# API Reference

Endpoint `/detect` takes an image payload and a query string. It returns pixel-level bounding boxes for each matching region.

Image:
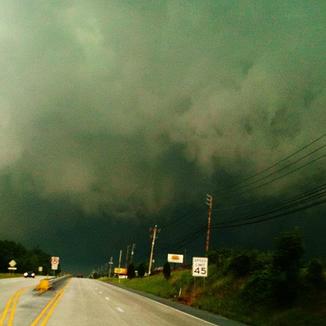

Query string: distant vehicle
[24,271,35,278]
[76,273,83,278]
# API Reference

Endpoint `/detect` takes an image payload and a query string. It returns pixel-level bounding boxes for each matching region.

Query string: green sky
[0,0,325,272]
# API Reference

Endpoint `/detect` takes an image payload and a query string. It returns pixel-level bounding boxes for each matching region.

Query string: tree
[306,259,324,286]
[272,229,304,306]
[163,262,171,280]
[127,263,135,279]
[228,253,251,277]
[273,229,304,278]
[137,263,146,278]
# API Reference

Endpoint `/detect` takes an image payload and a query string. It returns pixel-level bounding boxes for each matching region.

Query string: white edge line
[99,281,219,326]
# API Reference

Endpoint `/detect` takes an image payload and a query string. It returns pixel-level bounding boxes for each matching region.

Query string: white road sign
[167,254,184,264]
[8,267,17,271]
[192,257,208,277]
[51,256,60,270]
[9,260,17,267]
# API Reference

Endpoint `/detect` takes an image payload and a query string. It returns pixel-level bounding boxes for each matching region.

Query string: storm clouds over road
[0,1,325,271]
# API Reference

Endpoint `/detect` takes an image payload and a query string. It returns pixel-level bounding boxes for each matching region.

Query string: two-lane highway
[0,277,244,325]
[46,278,218,326]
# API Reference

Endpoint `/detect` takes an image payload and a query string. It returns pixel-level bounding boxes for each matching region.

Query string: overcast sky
[0,1,325,272]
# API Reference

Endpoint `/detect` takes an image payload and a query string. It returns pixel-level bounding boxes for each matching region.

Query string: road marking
[105,297,110,301]
[31,279,71,326]
[8,288,27,326]
[116,307,124,313]
[0,287,28,326]
[103,283,219,326]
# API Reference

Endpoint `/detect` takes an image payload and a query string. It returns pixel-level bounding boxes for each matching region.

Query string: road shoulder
[100,280,246,326]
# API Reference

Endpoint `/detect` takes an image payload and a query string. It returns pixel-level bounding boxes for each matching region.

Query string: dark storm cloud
[0,0,324,232]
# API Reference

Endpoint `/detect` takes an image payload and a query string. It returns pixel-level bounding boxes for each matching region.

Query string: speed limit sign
[192,257,208,277]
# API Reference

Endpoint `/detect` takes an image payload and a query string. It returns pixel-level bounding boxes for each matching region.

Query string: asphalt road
[0,276,45,325]
[46,278,219,325]
[0,277,244,325]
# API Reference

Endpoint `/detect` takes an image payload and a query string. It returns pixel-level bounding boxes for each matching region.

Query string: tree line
[0,240,51,274]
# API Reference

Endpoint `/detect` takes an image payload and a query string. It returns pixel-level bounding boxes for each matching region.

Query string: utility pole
[118,249,122,269]
[148,225,159,276]
[205,194,213,255]
[125,245,130,268]
[108,256,113,277]
[130,243,136,264]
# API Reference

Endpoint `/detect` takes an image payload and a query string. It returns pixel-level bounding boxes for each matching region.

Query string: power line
[212,198,326,229]
[213,182,326,212]
[227,154,325,197]
[159,184,326,251]
[223,144,326,195]
[215,186,326,226]
[213,133,325,196]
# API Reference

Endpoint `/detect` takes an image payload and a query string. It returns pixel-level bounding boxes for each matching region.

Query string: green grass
[0,273,22,279]
[101,274,177,298]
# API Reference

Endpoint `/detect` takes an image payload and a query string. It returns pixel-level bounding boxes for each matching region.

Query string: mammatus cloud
[0,0,324,217]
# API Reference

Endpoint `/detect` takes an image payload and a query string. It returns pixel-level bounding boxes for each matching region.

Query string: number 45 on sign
[192,257,208,277]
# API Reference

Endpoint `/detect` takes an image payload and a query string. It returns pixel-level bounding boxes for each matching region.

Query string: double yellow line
[0,287,28,326]
[31,279,71,326]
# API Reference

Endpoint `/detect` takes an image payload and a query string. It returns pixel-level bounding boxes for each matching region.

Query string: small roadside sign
[192,257,208,277]
[167,254,184,264]
[9,260,17,267]
[38,266,43,272]
[8,267,17,271]
[114,268,128,275]
[51,256,60,270]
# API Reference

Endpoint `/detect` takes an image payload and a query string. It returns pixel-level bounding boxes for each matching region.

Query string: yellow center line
[30,290,63,326]
[30,279,71,326]
[0,293,15,325]
[8,288,27,326]
[39,290,65,326]
[0,287,29,326]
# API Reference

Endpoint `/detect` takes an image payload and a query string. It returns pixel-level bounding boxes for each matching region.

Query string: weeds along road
[0,277,244,325]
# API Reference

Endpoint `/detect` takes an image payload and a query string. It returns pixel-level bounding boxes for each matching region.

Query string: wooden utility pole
[108,256,113,277]
[148,225,159,275]
[205,194,213,255]
[118,249,122,269]
[125,245,130,268]
[130,243,136,264]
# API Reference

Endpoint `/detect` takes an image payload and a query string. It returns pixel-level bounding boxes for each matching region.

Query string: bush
[137,263,146,278]
[273,230,304,278]
[128,263,135,279]
[227,254,251,277]
[305,259,324,286]
[241,269,280,306]
[163,262,171,280]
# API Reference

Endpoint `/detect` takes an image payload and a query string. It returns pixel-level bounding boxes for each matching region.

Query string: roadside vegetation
[101,230,326,326]
[0,273,23,279]
[0,240,51,275]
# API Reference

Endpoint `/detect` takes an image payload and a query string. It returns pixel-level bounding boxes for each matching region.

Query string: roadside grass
[101,274,177,298]
[0,273,22,279]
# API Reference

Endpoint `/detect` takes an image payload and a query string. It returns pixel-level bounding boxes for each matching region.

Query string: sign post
[8,260,17,274]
